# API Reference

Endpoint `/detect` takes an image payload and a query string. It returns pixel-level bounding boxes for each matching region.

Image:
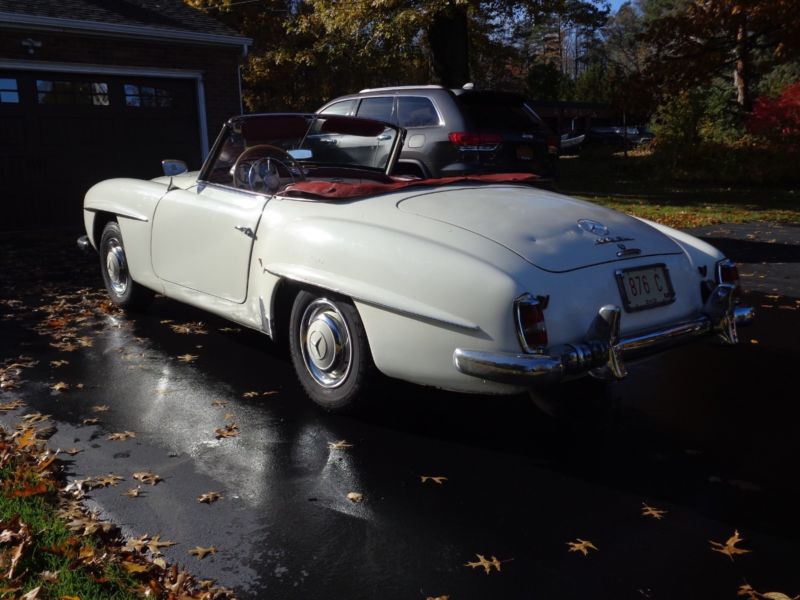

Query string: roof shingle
[0,0,245,40]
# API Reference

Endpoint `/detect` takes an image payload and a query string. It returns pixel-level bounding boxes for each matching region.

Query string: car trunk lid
[396,186,682,272]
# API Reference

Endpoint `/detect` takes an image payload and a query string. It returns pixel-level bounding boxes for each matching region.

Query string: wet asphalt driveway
[1,223,799,599]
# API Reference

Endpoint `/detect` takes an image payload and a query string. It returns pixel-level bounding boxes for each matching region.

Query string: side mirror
[162,159,188,177]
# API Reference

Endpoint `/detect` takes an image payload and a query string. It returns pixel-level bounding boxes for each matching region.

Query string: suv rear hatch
[453,91,557,178]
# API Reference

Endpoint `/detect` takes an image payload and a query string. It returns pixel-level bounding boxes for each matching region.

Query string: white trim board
[0,11,251,55]
[0,59,210,158]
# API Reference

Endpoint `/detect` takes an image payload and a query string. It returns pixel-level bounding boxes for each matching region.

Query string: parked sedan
[80,113,753,412]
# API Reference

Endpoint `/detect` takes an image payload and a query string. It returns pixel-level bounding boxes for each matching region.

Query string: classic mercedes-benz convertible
[80,113,754,412]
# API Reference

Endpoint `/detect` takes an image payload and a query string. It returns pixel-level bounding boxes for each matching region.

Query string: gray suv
[317,85,559,180]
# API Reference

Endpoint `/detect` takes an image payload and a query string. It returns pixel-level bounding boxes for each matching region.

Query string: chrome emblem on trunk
[578,219,609,236]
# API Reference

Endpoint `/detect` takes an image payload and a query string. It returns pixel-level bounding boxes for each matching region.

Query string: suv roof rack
[358,84,446,93]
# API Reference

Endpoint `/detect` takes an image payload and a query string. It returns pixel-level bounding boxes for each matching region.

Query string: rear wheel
[99,221,154,310]
[289,290,374,412]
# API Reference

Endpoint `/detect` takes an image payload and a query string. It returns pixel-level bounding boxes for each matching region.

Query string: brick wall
[0,27,243,139]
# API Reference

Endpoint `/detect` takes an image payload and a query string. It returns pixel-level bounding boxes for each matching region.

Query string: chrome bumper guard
[453,283,755,386]
[77,235,93,255]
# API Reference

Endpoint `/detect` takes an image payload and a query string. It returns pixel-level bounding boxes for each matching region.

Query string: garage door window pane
[36,80,110,106]
[0,78,19,104]
[125,84,173,108]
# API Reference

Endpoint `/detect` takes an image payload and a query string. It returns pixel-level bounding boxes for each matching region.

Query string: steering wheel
[232,144,305,193]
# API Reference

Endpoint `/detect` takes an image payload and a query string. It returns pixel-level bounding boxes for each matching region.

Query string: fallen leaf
[146,534,177,556]
[211,400,228,408]
[198,491,223,504]
[123,487,142,498]
[133,471,163,486]
[176,354,198,363]
[328,440,353,450]
[464,554,506,574]
[750,339,759,344]
[22,412,50,424]
[15,428,37,449]
[214,423,239,439]
[107,431,136,441]
[52,381,69,392]
[20,586,41,600]
[91,405,110,412]
[82,418,101,426]
[38,570,59,584]
[567,539,598,556]
[64,448,82,456]
[242,391,259,398]
[710,530,752,561]
[641,503,667,520]
[121,560,150,573]
[346,492,363,503]
[188,546,217,559]
[50,360,69,368]
[420,475,448,484]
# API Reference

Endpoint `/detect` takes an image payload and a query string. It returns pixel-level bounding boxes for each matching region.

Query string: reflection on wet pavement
[1,228,799,599]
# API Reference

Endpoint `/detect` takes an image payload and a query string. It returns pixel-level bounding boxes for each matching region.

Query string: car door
[150,184,267,303]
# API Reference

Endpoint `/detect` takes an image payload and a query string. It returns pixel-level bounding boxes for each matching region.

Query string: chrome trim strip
[84,206,149,223]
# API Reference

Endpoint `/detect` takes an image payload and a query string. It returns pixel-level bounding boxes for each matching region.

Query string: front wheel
[99,221,154,310]
[289,290,375,412]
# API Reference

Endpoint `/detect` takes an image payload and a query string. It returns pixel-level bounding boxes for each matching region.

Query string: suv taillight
[514,294,548,352]
[716,258,740,287]
[449,131,502,150]
[546,135,560,154]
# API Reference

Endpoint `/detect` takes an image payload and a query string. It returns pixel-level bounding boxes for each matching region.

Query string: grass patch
[0,423,233,599]
[556,151,800,228]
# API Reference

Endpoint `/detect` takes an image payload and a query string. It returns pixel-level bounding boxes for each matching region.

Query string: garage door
[0,71,202,230]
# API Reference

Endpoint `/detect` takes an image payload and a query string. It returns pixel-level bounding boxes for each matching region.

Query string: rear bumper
[454,284,754,386]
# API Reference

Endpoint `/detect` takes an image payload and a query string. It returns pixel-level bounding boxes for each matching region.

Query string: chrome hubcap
[299,299,352,388]
[105,239,128,296]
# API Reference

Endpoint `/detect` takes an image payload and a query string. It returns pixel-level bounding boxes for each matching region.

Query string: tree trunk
[733,17,749,110]
[427,4,470,88]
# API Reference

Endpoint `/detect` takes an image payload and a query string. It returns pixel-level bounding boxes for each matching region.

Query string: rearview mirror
[162,159,188,176]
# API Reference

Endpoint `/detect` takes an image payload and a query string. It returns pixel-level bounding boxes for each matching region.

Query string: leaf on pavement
[188,546,217,559]
[464,554,506,574]
[346,492,363,503]
[107,431,136,441]
[176,354,198,363]
[64,447,82,456]
[146,534,177,556]
[82,418,101,426]
[710,530,752,561]
[132,471,163,486]
[50,360,69,368]
[214,423,239,439]
[211,400,228,408]
[15,428,37,449]
[641,503,667,519]
[420,475,448,484]
[91,404,110,412]
[123,487,142,498]
[567,539,598,556]
[198,491,223,504]
[21,412,50,424]
[327,440,353,450]
[51,381,69,392]
[170,321,208,335]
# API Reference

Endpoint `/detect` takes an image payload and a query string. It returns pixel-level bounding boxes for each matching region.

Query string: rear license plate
[516,145,533,160]
[615,264,676,312]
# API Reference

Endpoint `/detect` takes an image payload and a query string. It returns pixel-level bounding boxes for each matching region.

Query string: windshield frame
[197,113,406,190]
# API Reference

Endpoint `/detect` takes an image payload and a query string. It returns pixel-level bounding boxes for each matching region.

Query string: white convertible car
[80,114,754,412]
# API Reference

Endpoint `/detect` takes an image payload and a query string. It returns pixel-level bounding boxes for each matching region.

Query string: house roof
[0,0,250,47]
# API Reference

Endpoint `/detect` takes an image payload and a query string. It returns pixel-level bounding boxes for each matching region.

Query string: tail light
[546,135,560,154]
[514,293,548,352]
[716,259,740,287]
[449,131,502,150]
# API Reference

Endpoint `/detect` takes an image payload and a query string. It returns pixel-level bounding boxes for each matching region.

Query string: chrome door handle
[235,225,255,238]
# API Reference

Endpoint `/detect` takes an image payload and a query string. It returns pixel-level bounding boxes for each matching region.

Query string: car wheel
[289,290,374,412]
[99,221,154,310]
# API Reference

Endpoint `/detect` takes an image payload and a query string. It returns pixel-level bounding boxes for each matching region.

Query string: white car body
[81,114,753,408]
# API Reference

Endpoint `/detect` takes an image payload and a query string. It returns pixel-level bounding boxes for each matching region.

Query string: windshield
[200,113,402,191]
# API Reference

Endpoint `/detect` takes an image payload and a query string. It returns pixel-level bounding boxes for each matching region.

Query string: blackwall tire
[289,290,374,413]
[99,221,154,311]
